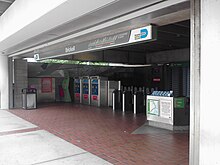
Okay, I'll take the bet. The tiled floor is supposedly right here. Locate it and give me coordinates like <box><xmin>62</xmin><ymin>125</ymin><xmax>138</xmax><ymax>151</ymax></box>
<box><xmin>9</xmin><ymin>103</ymin><xmax>189</xmax><ymax>165</ymax></box>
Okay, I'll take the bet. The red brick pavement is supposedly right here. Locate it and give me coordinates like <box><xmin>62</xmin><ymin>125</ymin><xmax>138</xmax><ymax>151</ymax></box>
<box><xmin>9</xmin><ymin>103</ymin><xmax>189</xmax><ymax>165</ymax></box>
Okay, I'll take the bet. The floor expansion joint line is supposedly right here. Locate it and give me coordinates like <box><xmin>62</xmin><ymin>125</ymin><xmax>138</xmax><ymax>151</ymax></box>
<box><xmin>0</xmin><ymin>127</ymin><xmax>41</xmax><ymax>136</ymax></box>
<box><xmin>30</xmin><ymin>152</ymin><xmax>88</xmax><ymax>165</ymax></box>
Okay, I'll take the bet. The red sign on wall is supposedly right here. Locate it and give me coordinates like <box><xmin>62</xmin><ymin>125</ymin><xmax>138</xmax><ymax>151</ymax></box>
<box><xmin>153</xmin><ymin>78</ymin><xmax>161</xmax><ymax>82</ymax></box>
<box><xmin>41</xmin><ymin>78</ymin><xmax>52</xmax><ymax>93</ymax></box>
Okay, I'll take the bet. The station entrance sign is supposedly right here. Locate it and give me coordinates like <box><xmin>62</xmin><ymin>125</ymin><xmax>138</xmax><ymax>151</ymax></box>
<box><xmin>36</xmin><ymin>25</ymin><xmax>157</xmax><ymax>60</ymax></box>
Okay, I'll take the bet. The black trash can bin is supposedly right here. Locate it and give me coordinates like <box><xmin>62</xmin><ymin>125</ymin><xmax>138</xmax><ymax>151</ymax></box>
<box><xmin>22</xmin><ymin>88</ymin><xmax>37</xmax><ymax>109</ymax></box>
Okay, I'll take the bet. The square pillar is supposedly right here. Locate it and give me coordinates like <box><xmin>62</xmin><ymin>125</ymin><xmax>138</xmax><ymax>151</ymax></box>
<box><xmin>191</xmin><ymin>0</ymin><xmax>220</xmax><ymax>164</ymax></box>
<box><xmin>0</xmin><ymin>56</ymin><xmax>9</xmax><ymax>109</ymax></box>
<box><xmin>14</xmin><ymin>59</ymin><xmax>28</xmax><ymax>108</ymax></box>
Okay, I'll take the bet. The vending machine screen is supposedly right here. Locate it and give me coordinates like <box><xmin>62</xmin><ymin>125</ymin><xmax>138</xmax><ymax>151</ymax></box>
<box><xmin>74</xmin><ymin>80</ymin><xmax>80</xmax><ymax>94</ymax></box>
<box><xmin>91</xmin><ymin>79</ymin><xmax>98</xmax><ymax>95</ymax></box>
<box><xmin>82</xmin><ymin>79</ymin><xmax>89</xmax><ymax>95</ymax></box>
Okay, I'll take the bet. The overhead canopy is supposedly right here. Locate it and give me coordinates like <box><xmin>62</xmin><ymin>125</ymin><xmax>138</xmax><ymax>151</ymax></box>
<box><xmin>0</xmin><ymin>0</ymin><xmax>190</xmax><ymax>58</ymax></box>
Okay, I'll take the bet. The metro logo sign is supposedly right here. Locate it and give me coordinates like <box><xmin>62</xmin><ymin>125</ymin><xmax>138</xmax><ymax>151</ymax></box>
<box><xmin>140</xmin><ymin>29</ymin><xmax>148</xmax><ymax>38</ymax></box>
<box><xmin>134</xmin><ymin>28</ymin><xmax>148</xmax><ymax>40</ymax></box>
<box><xmin>129</xmin><ymin>25</ymin><xmax>153</xmax><ymax>43</ymax></box>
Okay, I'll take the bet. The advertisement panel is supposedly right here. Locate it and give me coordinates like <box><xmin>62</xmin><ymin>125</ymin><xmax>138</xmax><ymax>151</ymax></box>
<box><xmin>41</xmin><ymin>78</ymin><xmax>52</xmax><ymax>93</ymax></box>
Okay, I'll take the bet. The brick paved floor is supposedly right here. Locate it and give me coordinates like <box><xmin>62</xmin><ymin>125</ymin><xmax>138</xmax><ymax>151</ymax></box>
<box><xmin>9</xmin><ymin>103</ymin><xmax>189</xmax><ymax>165</ymax></box>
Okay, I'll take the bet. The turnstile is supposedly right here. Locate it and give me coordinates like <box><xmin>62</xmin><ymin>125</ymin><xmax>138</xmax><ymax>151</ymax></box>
<box><xmin>108</xmin><ymin>81</ymin><xmax>119</xmax><ymax>107</ymax></box>
<box><xmin>133</xmin><ymin>91</ymin><xmax>145</xmax><ymax>114</ymax></box>
<box><xmin>81</xmin><ymin>76</ymin><xmax>90</xmax><ymax>105</ymax></box>
<box><xmin>122</xmin><ymin>91</ymin><xmax>133</xmax><ymax>112</ymax></box>
<box><xmin>90</xmin><ymin>76</ymin><xmax>108</xmax><ymax>107</ymax></box>
<box><xmin>74</xmin><ymin>77</ymin><xmax>82</xmax><ymax>103</ymax></box>
<box><xmin>112</xmin><ymin>89</ymin><xmax>122</xmax><ymax>110</ymax></box>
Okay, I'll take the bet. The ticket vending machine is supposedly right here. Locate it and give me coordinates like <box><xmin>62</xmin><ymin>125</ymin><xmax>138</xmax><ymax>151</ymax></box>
<box><xmin>74</xmin><ymin>77</ymin><xmax>82</xmax><ymax>104</ymax></box>
<box><xmin>81</xmin><ymin>76</ymin><xmax>90</xmax><ymax>105</ymax></box>
<box><xmin>90</xmin><ymin>76</ymin><xmax>108</xmax><ymax>107</ymax></box>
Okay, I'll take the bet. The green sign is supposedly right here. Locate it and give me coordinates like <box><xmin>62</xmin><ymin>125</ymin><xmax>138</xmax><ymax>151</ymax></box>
<box><xmin>174</xmin><ymin>98</ymin><xmax>185</xmax><ymax>109</ymax></box>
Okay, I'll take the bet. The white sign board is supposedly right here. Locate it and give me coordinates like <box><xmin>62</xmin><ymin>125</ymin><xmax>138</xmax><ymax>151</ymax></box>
<box><xmin>160</xmin><ymin>99</ymin><xmax>172</xmax><ymax>119</ymax></box>
<box><xmin>147</xmin><ymin>95</ymin><xmax>174</xmax><ymax>125</ymax></box>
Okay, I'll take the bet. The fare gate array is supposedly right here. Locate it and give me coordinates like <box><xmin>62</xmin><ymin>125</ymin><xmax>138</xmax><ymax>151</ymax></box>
<box><xmin>73</xmin><ymin>76</ymin><xmax>148</xmax><ymax>114</ymax></box>
<box><xmin>112</xmin><ymin>87</ymin><xmax>149</xmax><ymax>114</ymax></box>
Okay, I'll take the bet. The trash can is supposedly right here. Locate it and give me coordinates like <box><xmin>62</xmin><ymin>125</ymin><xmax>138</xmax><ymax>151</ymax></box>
<box><xmin>22</xmin><ymin>88</ymin><xmax>37</xmax><ymax>109</ymax></box>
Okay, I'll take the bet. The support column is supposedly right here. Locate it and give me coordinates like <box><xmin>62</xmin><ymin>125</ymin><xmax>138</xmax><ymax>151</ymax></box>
<box><xmin>191</xmin><ymin>0</ymin><xmax>220</xmax><ymax>164</ymax></box>
<box><xmin>0</xmin><ymin>56</ymin><xmax>9</xmax><ymax>109</ymax></box>
<box><xmin>14</xmin><ymin>59</ymin><xmax>28</xmax><ymax>108</ymax></box>
<box><xmin>190</xmin><ymin>0</ymin><xmax>201</xmax><ymax>164</ymax></box>
<box><xmin>200</xmin><ymin>0</ymin><xmax>220</xmax><ymax>164</ymax></box>
<box><xmin>9</xmin><ymin>57</ymin><xmax>14</xmax><ymax>109</ymax></box>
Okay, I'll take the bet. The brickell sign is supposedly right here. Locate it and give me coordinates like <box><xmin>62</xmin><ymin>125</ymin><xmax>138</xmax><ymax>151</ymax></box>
<box><xmin>70</xmin><ymin>25</ymin><xmax>155</xmax><ymax>53</ymax></box>
<box><xmin>81</xmin><ymin>25</ymin><xmax>156</xmax><ymax>51</ymax></box>
<box><xmin>88</xmin><ymin>35</ymin><xmax>118</xmax><ymax>48</ymax></box>
<box><xmin>40</xmin><ymin>25</ymin><xmax>156</xmax><ymax>59</ymax></box>
<box><xmin>80</xmin><ymin>32</ymin><xmax>130</xmax><ymax>51</ymax></box>
<box><xmin>65</xmin><ymin>46</ymin><xmax>76</xmax><ymax>53</ymax></box>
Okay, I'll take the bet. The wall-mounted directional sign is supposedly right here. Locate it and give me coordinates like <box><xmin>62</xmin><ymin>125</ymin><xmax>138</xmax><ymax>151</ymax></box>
<box><xmin>34</xmin><ymin>54</ymin><xmax>40</xmax><ymax>60</ymax></box>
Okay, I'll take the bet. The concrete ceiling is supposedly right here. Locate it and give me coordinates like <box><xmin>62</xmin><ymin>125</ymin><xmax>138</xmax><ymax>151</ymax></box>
<box><xmin>0</xmin><ymin>0</ymin><xmax>15</xmax><ymax>16</ymax></box>
<box><xmin>0</xmin><ymin>0</ymin><xmax>190</xmax><ymax>58</ymax></box>
<box><xmin>0</xmin><ymin>0</ymin><xmax>162</xmax><ymax>55</ymax></box>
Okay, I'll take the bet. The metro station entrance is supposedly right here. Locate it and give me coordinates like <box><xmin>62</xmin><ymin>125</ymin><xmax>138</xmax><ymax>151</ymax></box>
<box><xmin>11</xmin><ymin>5</ymin><xmax>191</xmax><ymax>164</ymax></box>
<box><xmin>2</xmin><ymin>0</ymin><xmax>220</xmax><ymax>163</ymax></box>
<box><xmin>26</xmin><ymin>19</ymin><xmax>190</xmax><ymax>130</ymax></box>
